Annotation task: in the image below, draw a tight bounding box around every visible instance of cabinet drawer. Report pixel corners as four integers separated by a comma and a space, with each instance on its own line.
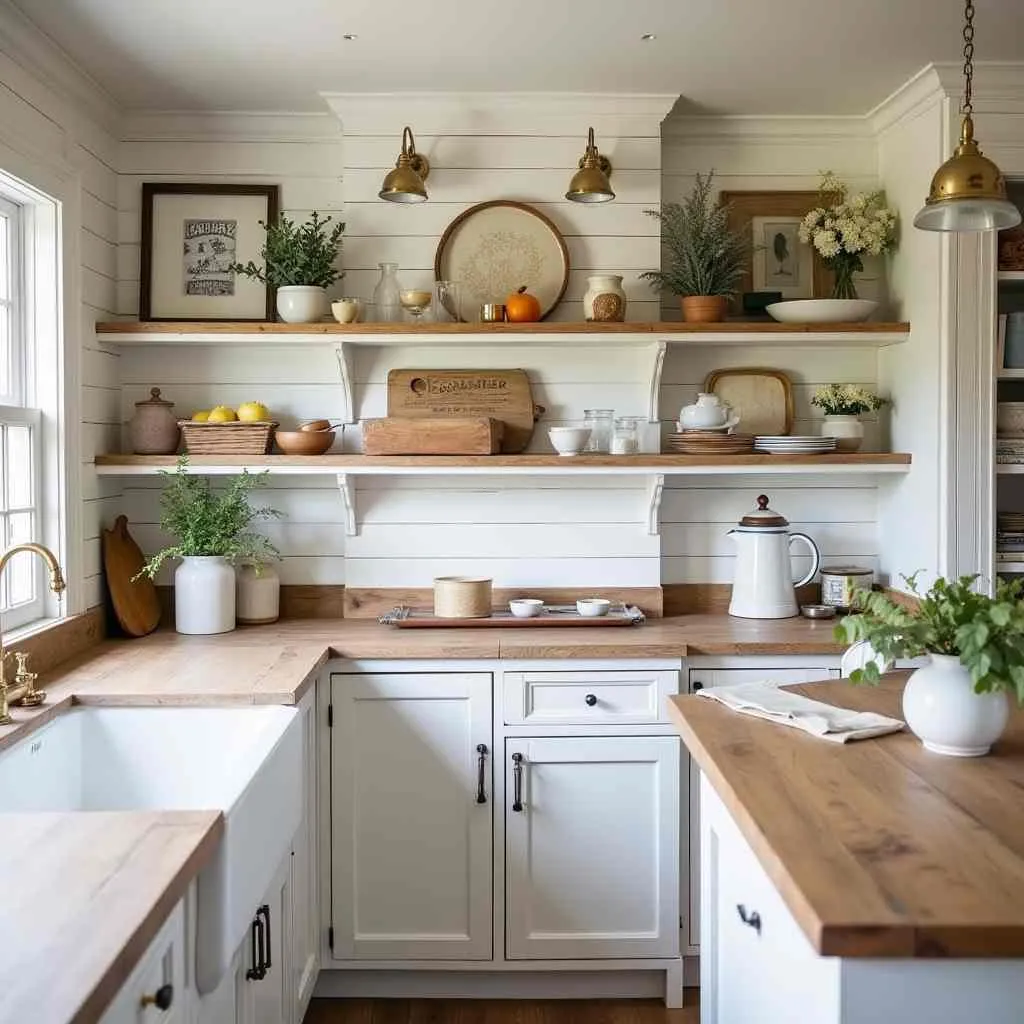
688, 666, 837, 693
503, 670, 678, 725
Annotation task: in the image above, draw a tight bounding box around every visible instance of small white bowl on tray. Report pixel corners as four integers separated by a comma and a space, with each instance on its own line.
576, 597, 611, 617
509, 598, 544, 618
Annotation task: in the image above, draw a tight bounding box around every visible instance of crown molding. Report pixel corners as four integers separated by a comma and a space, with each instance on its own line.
120, 109, 343, 143
867, 64, 951, 137
661, 113, 873, 143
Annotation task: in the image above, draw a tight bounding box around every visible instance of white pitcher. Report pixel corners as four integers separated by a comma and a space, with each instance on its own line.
678, 392, 738, 431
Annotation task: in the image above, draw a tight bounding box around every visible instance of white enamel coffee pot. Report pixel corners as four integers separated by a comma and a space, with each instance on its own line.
728, 494, 821, 619
678, 392, 739, 431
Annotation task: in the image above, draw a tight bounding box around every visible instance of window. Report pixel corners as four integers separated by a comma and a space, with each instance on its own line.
0, 194, 43, 629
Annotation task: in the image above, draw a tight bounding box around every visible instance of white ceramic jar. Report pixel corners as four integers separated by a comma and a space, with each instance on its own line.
276, 285, 326, 323
902, 653, 1009, 756
820, 414, 864, 452
236, 562, 280, 625
174, 556, 236, 635
583, 275, 627, 322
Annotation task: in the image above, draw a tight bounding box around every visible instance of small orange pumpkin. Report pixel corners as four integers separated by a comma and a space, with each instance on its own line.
506, 285, 541, 323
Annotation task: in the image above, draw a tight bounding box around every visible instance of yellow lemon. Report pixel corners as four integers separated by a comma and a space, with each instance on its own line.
191, 410, 211, 422
207, 405, 238, 423
237, 401, 271, 422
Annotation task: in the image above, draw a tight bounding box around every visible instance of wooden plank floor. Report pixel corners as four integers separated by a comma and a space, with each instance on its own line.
304, 997, 700, 1024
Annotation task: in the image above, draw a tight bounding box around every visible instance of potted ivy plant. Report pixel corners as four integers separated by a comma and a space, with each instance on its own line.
136, 458, 281, 635
836, 573, 1024, 756
811, 384, 887, 452
641, 171, 749, 323
231, 211, 345, 323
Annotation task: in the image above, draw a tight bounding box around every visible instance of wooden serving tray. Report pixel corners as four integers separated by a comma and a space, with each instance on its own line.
378, 604, 645, 628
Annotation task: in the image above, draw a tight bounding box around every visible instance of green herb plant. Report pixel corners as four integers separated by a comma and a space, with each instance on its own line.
836, 572, 1024, 703
136, 457, 281, 579
230, 211, 345, 289
640, 171, 749, 298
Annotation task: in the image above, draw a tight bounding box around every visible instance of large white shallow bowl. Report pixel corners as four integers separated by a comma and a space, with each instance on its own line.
766, 299, 878, 324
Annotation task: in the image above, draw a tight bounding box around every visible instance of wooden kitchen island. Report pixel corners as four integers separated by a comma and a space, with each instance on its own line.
669, 675, 1024, 1023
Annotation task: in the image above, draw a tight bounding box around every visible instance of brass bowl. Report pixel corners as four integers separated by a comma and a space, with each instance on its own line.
275, 430, 335, 455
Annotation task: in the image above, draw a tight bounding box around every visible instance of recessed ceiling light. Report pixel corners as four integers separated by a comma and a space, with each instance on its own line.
343, 33, 358, 40
641, 33, 656, 41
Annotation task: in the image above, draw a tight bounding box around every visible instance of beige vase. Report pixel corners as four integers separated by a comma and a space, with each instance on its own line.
681, 295, 728, 323
583, 275, 627, 322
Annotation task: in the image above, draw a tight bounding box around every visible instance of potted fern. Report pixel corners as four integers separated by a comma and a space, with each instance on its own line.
641, 171, 749, 323
231, 211, 345, 323
136, 458, 281, 635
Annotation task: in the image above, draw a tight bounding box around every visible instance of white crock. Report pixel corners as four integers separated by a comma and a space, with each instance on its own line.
582, 274, 627, 322
276, 285, 326, 323
821, 414, 864, 452
902, 653, 1009, 756
174, 556, 236, 635
236, 562, 280, 625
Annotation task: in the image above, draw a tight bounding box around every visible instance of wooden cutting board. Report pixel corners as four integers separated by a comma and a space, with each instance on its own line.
363, 416, 503, 455
102, 515, 161, 637
386, 369, 539, 453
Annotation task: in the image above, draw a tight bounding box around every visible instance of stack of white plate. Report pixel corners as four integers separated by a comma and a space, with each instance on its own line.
755, 435, 838, 455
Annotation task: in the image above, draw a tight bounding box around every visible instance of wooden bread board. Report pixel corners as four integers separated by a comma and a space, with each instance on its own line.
102, 515, 161, 637
386, 369, 539, 453
363, 416, 503, 455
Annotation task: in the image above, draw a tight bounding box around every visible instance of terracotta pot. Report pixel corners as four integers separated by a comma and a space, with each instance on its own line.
681, 295, 728, 323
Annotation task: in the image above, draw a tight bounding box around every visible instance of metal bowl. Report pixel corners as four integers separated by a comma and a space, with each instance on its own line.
800, 603, 837, 620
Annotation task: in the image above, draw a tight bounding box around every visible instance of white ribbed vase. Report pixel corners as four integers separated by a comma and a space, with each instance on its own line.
820, 414, 864, 452
174, 556, 236, 635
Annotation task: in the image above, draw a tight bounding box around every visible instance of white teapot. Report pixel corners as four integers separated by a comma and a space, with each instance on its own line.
678, 392, 738, 431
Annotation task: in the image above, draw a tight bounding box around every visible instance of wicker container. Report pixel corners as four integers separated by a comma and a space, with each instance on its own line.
433, 576, 493, 618
178, 421, 277, 455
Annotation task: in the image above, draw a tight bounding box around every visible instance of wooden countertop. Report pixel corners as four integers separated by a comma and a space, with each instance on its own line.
0, 811, 223, 1024
669, 676, 1024, 958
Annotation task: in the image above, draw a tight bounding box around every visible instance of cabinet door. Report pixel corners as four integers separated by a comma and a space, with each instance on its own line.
289, 688, 318, 1016
331, 672, 492, 960
505, 736, 679, 960
248, 856, 292, 1024
686, 666, 836, 953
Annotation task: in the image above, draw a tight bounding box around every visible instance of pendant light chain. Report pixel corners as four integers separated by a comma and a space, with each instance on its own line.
962, 0, 975, 116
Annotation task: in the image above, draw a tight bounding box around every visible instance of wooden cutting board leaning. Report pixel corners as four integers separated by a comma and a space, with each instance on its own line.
363, 416, 503, 455
101, 515, 161, 636
386, 368, 542, 453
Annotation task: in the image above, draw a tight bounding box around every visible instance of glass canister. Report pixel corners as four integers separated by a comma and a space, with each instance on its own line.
611, 416, 642, 455
583, 408, 614, 453
372, 262, 403, 322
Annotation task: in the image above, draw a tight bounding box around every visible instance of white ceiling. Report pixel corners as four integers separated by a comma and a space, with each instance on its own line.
14, 0, 1024, 115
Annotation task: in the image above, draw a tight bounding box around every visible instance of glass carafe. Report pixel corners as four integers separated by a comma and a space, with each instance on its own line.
583, 408, 614, 453
372, 262, 402, 322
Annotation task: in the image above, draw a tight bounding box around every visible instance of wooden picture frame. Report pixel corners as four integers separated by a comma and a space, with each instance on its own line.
139, 183, 279, 321
720, 190, 834, 313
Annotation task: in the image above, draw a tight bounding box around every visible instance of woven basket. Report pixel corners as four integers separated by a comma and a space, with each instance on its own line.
178, 420, 277, 455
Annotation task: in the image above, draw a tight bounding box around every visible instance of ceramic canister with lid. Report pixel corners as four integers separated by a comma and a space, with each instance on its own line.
819, 564, 873, 609
129, 387, 180, 455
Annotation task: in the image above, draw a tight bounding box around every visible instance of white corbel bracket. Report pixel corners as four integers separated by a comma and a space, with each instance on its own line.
336, 473, 357, 536
334, 343, 356, 424
646, 340, 667, 423
646, 473, 665, 536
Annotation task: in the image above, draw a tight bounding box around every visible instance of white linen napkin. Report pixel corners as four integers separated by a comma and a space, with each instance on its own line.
696, 680, 904, 743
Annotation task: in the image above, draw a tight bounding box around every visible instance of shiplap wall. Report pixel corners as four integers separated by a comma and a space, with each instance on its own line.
0, 12, 121, 611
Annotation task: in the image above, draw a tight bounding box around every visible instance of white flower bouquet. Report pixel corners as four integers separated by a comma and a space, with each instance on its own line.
811, 384, 887, 417
799, 173, 898, 299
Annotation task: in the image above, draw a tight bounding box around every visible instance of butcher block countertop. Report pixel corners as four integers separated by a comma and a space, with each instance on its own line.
0, 811, 222, 1024
669, 675, 1024, 959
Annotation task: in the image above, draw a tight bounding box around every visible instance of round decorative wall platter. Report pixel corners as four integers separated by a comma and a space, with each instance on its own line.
434, 200, 570, 321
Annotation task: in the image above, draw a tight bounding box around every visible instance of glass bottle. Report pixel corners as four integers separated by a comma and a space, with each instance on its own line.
372, 262, 402, 322
611, 416, 642, 455
583, 408, 614, 453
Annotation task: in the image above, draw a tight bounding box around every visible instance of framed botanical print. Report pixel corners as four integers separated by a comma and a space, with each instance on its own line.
139, 183, 279, 321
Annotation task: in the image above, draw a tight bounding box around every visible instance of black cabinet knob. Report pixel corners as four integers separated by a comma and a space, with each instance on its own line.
584, 693, 598, 706
140, 983, 174, 1011
692, 681, 704, 691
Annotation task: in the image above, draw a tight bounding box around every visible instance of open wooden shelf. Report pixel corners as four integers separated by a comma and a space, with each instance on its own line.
998, 271, 1024, 284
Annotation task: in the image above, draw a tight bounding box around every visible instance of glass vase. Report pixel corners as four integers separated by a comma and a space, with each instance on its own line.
828, 254, 861, 300
372, 262, 403, 322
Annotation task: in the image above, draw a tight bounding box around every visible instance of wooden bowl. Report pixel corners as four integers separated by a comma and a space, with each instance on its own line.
275, 430, 335, 455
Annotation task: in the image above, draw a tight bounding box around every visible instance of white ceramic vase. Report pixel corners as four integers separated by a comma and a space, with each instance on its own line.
236, 562, 280, 625
276, 285, 326, 323
583, 274, 627, 322
902, 653, 1009, 756
174, 556, 236, 635
821, 414, 864, 452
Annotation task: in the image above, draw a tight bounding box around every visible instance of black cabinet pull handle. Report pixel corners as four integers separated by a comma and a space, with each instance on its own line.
246, 915, 265, 980
584, 693, 598, 706
476, 743, 488, 803
737, 904, 761, 934
258, 903, 272, 971
140, 983, 174, 1011
512, 752, 524, 812
692, 681, 704, 691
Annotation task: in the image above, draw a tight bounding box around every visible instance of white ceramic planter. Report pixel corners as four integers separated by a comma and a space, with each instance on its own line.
276, 285, 326, 323
174, 556, 236, 635
902, 653, 1009, 756
236, 562, 280, 625
821, 414, 864, 452
583, 274, 627, 322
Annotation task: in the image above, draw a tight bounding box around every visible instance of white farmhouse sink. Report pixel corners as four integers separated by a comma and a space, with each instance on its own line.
0, 705, 302, 994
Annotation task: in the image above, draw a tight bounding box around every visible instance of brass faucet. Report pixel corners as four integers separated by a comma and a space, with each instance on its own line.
0, 543, 66, 725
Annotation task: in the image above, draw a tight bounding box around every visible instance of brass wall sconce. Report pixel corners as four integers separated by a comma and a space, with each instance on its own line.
379, 126, 431, 204
565, 127, 615, 204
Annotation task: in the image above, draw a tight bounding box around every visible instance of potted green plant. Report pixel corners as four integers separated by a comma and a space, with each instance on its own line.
231, 211, 345, 323
836, 573, 1024, 756
811, 384, 887, 452
641, 171, 749, 323
136, 458, 281, 635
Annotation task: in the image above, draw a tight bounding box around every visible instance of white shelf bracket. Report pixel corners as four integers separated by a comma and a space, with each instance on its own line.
646, 340, 668, 423
334, 343, 356, 424
336, 473, 357, 536
646, 473, 665, 536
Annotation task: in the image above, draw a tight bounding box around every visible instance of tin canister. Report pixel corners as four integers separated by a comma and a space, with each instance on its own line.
479, 303, 507, 323
820, 565, 873, 609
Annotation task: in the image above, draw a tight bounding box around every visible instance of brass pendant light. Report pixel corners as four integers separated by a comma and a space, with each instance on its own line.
914, 0, 1021, 232
565, 127, 615, 204
379, 126, 430, 204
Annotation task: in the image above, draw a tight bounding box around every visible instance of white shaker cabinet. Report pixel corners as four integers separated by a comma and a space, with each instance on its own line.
330, 672, 493, 961
504, 735, 680, 960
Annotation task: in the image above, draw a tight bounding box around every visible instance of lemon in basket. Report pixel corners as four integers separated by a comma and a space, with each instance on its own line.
191, 410, 210, 422
236, 401, 271, 422
207, 405, 237, 423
